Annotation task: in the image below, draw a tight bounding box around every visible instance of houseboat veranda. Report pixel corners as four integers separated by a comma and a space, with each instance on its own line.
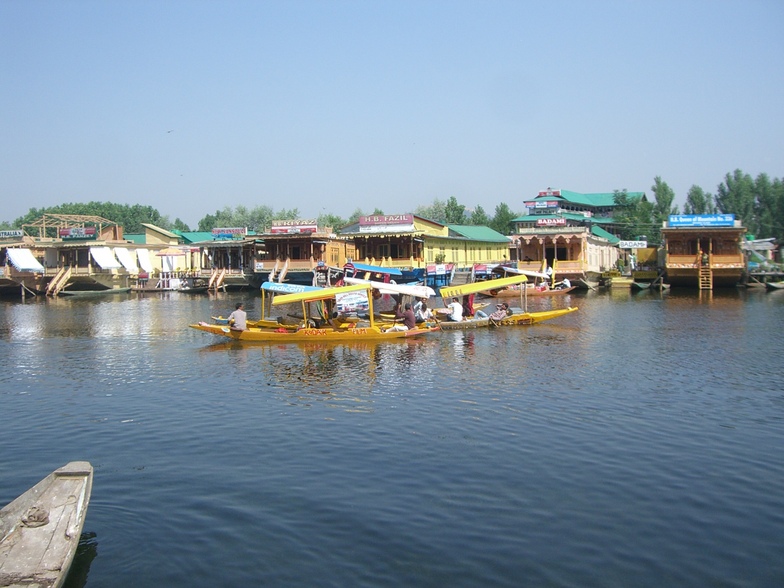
661, 214, 746, 289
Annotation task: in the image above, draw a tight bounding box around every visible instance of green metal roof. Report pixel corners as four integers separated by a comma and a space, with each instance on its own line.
511, 212, 616, 225
549, 190, 645, 207
123, 234, 145, 244
591, 225, 620, 244
176, 231, 213, 243
447, 225, 510, 242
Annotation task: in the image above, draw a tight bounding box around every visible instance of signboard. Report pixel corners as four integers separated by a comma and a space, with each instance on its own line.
360, 214, 413, 225
212, 227, 247, 240
536, 218, 567, 227
59, 227, 97, 240
270, 220, 317, 234
0, 230, 23, 239
619, 240, 648, 249
358, 214, 415, 233
537, 189, 561, 197
668, 214, 735, 228
524, 201, 559, 209
335, 290, 369, 315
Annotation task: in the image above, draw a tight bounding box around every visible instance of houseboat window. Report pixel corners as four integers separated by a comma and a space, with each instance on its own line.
378, 244, 389, 258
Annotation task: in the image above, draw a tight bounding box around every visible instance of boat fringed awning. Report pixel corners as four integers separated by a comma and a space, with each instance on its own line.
136, 249, 154, 273
114, 247, 139, 272
89, 247, 122, 270
6, 248, 45, 272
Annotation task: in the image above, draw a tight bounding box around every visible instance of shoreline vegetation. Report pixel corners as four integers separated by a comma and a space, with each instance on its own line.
2, 169, 782, 244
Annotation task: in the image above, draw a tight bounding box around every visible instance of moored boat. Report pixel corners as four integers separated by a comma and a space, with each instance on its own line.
0, 461, 93, 588
765, 280, 784, 290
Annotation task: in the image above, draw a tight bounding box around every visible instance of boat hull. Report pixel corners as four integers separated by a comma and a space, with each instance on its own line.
492, 306, 578, 326
485, 286, 577, 297
191, 322, 439, 342
0, 461, 93, 588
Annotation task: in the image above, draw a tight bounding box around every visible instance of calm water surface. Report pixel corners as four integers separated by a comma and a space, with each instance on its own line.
1, 288, 782, 587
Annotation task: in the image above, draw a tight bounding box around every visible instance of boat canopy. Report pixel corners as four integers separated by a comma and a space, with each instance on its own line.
343, 277, 436, 298
89, 247, 122, 270
114, 247, 139, 273
272, 283, 369, 306
5, 248, 44, 272
493, 266, 549, 279
136, 249, 154, 273
260, 281, 321, 294
440, 274, 529, 298
344, 262, 403, 276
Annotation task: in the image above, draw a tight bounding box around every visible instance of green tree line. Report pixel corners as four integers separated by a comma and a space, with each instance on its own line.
611, 170, 784, 244
2, 169, 782, 242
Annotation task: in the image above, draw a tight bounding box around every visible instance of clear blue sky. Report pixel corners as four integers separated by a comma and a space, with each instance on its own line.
2, 0, 782, 228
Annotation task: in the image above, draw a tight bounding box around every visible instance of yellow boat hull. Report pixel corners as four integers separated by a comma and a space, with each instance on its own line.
191, 322, 440, 342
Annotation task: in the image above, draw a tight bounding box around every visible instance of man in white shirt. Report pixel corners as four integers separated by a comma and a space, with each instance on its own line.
447, 297, 463, 321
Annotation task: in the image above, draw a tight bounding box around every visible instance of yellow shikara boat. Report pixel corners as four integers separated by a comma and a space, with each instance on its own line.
439, 274, 578, 327
190, 283, 440, 342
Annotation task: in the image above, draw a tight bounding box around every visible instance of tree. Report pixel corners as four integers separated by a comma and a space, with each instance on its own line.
683, 185, 716, 215
11, 202, 170, 233
651, 176, 678, 226
172, 218, 191, 231
317, 213, 348, 230
715, 169, 757, 234
414, 199, 446, 223
443, 196, 467, 224
612, 189, 655, 241
490, 202, 517, 235
754, 173, 784, 242
470, 205, 490, 226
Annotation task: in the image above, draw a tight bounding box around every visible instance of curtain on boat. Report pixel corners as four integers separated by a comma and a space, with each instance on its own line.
136, 249, 154, 273
114, 247, 139, 273
89, 247, 122, 270
5, 248, 45, 272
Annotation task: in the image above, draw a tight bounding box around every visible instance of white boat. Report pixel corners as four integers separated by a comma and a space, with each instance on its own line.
0, 462, 93, 588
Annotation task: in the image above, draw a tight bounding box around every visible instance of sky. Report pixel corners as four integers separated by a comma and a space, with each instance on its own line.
2, 0, 783, 229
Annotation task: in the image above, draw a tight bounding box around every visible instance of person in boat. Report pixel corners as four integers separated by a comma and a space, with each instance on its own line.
446, 297, 463, 321
489, 302, 511, 321
462, 294, 475, 317
556, 277, 571, 290
228, 302, 247, 330
415, 300, 434, 322
387, 302, 416, 332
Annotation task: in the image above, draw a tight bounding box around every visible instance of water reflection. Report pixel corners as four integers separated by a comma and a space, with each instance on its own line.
62, 532, 98, 588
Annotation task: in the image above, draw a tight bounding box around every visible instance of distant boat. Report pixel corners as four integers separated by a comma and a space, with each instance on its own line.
0, 461, 93, 588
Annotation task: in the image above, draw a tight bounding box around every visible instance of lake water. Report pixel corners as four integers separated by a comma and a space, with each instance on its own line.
1, 287, 783, 587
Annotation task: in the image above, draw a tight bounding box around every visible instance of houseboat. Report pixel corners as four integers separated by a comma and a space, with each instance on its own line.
0, 231, 46, 297
338, 214, 511, 287
509, 189, 631, 289
661, 214, 746, 289
254, 220, 354, 286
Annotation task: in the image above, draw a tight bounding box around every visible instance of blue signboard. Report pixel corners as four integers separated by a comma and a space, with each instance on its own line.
668, 214, 735, 228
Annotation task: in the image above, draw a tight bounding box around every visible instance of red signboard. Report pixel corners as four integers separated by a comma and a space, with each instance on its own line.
537, 189, 561, 197
59, 227, 97, 239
